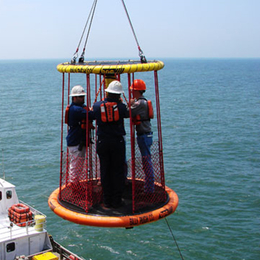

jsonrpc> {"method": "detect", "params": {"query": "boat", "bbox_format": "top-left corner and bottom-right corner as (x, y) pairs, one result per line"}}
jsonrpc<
(48, 0), (179, 228)
(0, 177), (84, 260)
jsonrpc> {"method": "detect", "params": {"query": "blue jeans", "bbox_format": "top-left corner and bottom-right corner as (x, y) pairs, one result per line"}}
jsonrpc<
(137, 133), (154, 193)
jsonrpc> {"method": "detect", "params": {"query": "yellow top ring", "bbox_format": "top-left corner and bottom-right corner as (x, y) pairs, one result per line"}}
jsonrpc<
(57, 60), (164, 74)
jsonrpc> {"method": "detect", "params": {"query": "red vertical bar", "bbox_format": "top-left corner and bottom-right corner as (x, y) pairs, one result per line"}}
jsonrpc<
(85, 74), (90, 156)
(93, 74), (97, 180)
(154, 71), (165, 189)
(94, 74), (99, 180)
(128, 73), (136, 213)
(85, 74), (92, 211)
(65, 74), (71, 188)
(59, 73), (65, 199)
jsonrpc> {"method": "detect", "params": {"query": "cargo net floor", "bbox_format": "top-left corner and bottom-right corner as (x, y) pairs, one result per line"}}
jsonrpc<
(59, 141), (168, 216)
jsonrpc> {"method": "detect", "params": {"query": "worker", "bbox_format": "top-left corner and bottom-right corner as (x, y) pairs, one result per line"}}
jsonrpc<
(66, 85), (88, 190)
(130, 79), (154, 193)
(90, 80), (129, 208)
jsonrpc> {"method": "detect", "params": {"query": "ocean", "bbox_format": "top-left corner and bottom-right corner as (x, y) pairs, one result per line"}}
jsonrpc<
(0, 58), (259, 260)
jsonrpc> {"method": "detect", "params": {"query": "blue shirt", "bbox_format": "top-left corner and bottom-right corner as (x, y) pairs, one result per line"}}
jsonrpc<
(66, 102), (87, 146)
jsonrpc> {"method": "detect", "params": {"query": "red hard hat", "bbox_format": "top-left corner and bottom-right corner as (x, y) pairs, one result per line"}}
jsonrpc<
(130, 79), (146, 91)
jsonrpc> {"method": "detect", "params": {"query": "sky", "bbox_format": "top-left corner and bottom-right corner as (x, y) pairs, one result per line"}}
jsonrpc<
(0, 0), (259, 60)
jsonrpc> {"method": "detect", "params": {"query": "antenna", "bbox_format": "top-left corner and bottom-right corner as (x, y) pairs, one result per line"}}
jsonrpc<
(1, 149), (5, 180)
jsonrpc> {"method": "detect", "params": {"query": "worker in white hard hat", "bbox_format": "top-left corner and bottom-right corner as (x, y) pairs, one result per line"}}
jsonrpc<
(89, 80), (129, 209)
(66, 85), (88, 189)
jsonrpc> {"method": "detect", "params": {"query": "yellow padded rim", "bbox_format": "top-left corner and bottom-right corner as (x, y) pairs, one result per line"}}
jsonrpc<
(57, 60), (164, 74)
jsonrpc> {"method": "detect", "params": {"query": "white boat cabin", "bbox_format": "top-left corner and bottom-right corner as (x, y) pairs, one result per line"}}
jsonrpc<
(0, 178), (52, 260)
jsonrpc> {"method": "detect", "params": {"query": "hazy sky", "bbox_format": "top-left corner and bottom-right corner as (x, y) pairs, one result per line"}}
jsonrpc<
(0, 0), (259, 60)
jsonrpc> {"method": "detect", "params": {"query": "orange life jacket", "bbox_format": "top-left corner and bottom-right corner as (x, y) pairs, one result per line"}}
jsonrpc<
(65, 105), (70, 125)
(147, 100), (154, 119)
(65, 105), (94, 130)
(100, 102), (119, 123)
(132, 99), (154, 125)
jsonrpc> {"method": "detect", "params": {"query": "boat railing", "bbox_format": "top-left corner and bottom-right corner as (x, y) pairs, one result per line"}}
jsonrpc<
(19, 200), (46, 220)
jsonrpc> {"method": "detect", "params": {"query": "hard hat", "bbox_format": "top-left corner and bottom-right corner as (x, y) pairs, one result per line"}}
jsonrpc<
(69, 85), (86, 97)
(130, 79), (146, 91)
(105, 80), (124, 94)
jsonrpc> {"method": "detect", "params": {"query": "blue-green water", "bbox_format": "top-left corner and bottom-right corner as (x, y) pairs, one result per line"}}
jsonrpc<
(0, 59), (259, 259)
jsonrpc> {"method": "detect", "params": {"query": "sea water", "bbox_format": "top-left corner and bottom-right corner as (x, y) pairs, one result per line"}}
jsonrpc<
(0, 58), (259, 260)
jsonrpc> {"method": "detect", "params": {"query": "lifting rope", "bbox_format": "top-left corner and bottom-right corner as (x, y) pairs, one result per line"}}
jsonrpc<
(71, 0), (98, 64)
(121, 0), (147, 63)
(71, 0), (147, 64)
(165, 218), (185, 260)
(93, 77), (105, 104)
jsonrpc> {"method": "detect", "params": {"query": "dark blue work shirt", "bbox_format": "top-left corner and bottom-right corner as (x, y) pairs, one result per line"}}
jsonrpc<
(89, 97), (129, 139)
(66, 102), (87, 146)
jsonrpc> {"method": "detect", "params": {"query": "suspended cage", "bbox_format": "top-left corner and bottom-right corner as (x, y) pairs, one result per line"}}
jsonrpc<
(48, 0), (178, 228)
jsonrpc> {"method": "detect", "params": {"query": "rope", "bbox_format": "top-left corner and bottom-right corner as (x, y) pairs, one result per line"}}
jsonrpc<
(71, 0), (98, 64)
(79, 0), (98, 63)
(93, 77), (130, 108)
(165, 218), (185, 260)
(93, 77), (105, 104)
(71, 0), (146, 63)
(122, 92), (129, 106)
(120, 0), (147, 63)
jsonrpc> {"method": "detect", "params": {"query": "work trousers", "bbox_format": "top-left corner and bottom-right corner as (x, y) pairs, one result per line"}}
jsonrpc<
(97, 136), (125, 207)
(68, 145), (86, 183)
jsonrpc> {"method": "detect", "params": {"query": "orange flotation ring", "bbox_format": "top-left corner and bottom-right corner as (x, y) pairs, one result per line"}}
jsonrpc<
(48, 185), (178, 228)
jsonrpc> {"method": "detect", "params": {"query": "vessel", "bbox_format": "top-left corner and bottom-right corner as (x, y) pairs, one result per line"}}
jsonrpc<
(48, 0), (179, 228)
(0, 178), (84, 260)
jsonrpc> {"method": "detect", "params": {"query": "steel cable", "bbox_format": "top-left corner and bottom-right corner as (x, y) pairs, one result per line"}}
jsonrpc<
(165, 218), (185, 260)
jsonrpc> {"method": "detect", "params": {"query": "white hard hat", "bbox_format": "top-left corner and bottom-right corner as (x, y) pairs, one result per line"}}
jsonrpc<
(105, 80), (124, 94)
(69, 85), (86, 97)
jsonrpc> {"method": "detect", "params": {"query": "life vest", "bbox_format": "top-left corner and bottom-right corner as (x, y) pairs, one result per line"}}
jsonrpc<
(65, 105), (94, 130)
(147, 100), (154, 119)
(81, 107), (95, 130)
(65, 105), (70, 125)
(8, 203), (33, 227)
(132, 98), (154, 125)
(100, 102), (119, 123)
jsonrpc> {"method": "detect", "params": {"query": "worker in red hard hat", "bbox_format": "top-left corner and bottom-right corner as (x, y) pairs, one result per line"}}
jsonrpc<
(130, 79), (154, 193)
